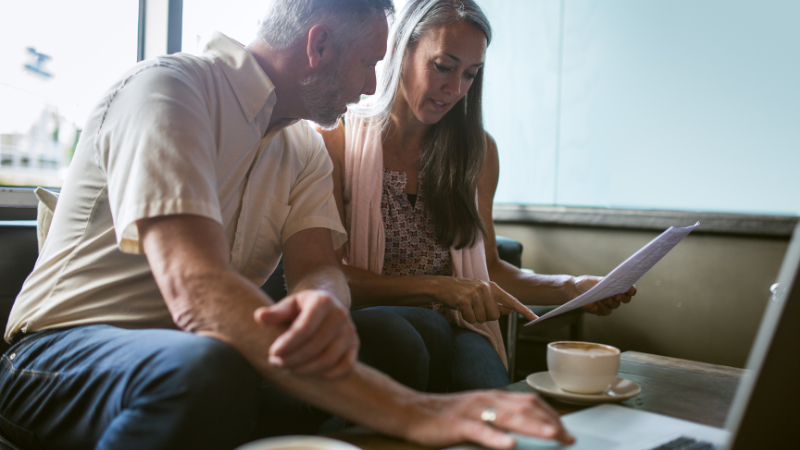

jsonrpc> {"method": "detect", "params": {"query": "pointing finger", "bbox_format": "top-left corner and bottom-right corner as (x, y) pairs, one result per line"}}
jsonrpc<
(494, 286), (536, 321)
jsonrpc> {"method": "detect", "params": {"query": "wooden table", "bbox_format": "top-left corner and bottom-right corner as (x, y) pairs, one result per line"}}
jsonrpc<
(330, 351), (744, 449)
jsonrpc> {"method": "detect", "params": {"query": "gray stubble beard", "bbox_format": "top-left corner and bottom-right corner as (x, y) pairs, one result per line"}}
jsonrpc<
(299, 58), (359, 130)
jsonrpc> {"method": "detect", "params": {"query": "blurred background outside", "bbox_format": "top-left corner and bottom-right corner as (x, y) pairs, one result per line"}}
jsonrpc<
(0, 0), (138, 187)
(2, 0), (797, 218)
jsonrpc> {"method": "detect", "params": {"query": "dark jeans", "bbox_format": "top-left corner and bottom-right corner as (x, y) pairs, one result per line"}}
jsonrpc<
(353, 306), (510, 393)
(0, 309), (508, 449)
(0, 325), (333, 450)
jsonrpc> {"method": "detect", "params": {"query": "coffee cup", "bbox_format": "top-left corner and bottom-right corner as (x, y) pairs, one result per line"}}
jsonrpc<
(547, 341), (620, 394)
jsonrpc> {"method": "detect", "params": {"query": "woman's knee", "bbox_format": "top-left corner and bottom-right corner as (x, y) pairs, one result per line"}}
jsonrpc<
(352, 308), (430, 390)
(381, 307), (455, 359)
(450, 329), (509, 391)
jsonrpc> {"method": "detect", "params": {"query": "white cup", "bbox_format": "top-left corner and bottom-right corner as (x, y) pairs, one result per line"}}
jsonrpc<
(547, 341), (621, 394)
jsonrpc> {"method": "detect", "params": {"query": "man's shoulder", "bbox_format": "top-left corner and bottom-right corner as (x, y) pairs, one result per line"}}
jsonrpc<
(283, 120), (325, 151)
(269, 121), (331, 172)
(116, 53), (216, 93)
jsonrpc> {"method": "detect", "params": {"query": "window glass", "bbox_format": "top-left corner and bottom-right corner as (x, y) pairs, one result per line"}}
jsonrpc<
(0, 0), (139, 188)
(182, 0), (269, 55)
(481, 0), (800, 215)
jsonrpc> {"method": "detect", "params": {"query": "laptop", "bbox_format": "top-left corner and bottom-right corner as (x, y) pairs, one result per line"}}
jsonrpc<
(453, 221), (800, 450)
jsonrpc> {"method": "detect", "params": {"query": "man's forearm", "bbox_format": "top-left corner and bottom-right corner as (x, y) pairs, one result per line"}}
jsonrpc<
(170, 266), (419, 436)
(272, 359), (421, 437)
(289, 263), (351, 309)
(164, 265), (283, 366)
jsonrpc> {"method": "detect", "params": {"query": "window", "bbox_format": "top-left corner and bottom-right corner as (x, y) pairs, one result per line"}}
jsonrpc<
(182, 0), (269, 55)
(7, 0), (794, 216)
(481, 0), (800, 215)
(0, 0), (139, 188)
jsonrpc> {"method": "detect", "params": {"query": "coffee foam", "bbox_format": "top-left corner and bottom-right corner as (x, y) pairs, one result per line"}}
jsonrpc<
(551, 342), (619, 356)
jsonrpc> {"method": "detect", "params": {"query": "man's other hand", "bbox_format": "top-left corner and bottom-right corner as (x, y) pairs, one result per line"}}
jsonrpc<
(254, 290), (358, 379)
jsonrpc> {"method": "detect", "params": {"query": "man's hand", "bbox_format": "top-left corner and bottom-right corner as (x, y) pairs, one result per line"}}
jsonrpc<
(404, 390), (574, 448)
(429, 276), (537, 324)
(575, 276), (637, 316)
(255, 289), (359, 379)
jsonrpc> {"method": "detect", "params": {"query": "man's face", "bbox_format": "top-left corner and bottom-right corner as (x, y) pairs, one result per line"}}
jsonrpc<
(300, 16), (389, 130)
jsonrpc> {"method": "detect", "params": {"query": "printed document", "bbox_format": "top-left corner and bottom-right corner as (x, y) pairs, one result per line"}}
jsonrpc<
(525, 222), (700, 326)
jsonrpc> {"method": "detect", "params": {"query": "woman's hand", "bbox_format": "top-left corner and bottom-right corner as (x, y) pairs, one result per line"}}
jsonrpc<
(427, 276), (537, 323)
(574, 276), (637, 316)
(403, 390), (574, 448)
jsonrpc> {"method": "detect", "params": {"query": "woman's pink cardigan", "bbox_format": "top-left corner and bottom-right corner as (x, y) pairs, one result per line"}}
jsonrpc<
(340, 114), (507, 367)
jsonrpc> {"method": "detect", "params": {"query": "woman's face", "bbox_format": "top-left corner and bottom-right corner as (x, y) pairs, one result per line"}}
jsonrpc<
(398, 21), (487, 125)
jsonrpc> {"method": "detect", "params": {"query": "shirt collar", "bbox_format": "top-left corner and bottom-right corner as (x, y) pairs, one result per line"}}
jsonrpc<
(203, 31), (276, 124)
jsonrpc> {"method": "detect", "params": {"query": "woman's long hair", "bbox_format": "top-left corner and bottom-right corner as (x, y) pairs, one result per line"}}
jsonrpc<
(349, 0), (492, 249)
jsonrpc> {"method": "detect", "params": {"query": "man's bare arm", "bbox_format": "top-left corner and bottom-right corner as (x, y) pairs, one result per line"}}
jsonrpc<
(257, 227), (357, 378)
(138, 214), (573, 448)
(138, 214), (284, 369)
(283, 226), (350, 306)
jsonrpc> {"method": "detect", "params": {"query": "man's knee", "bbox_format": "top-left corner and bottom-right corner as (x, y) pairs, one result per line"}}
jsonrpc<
(138, 333), (261, 404)
(97, 333), (262, 449)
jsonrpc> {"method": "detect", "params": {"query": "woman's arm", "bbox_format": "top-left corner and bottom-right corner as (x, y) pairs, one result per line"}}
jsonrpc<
(478, 133), (635, 314)
(316, 124), (535, 323)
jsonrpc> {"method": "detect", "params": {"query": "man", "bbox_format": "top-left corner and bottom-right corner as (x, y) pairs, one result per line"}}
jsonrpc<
(0, 1), (574, 449)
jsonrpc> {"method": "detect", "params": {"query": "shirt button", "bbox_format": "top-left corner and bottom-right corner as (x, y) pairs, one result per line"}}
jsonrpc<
(8, 353), (15, 360)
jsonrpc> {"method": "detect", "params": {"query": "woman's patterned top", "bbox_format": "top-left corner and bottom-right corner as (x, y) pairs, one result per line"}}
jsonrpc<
(381, 167), (455, 322)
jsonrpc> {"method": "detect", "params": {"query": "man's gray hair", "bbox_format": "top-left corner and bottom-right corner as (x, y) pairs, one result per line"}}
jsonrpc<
(258, 0), (395, 51)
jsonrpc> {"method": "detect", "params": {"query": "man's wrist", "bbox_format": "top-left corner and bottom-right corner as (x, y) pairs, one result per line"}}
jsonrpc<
(293, 288), (349, 309)
(390, 389), (431, 439)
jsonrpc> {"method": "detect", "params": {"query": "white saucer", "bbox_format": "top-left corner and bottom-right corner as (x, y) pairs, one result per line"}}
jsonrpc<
(526, 371), (641, 405)
(235, 436), (361, 450)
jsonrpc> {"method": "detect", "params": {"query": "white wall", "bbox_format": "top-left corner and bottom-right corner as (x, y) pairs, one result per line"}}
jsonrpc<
(480, 0), (800, 216)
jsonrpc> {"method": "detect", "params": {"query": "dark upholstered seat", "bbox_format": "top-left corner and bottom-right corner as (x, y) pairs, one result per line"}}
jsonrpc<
(0, 221), (38, 355)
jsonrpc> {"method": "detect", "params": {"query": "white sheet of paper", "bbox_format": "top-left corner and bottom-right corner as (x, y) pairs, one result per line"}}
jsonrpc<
(524, 222), (699, 326)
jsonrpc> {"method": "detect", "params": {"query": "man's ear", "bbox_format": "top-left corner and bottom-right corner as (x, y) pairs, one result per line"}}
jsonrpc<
(307, 24), (336, 69)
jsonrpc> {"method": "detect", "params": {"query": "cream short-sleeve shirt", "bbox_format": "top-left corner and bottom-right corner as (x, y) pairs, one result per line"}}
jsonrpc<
(5, 33), (346, 342)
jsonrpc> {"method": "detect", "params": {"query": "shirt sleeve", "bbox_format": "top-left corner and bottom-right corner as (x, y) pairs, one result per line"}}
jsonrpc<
(96, 61), (222, 254)
(281, 124), (347, 249)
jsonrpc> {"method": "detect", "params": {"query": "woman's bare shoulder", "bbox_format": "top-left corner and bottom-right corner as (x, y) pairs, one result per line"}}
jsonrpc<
(482, 130), (499, 179)
(484, 131), (498, 160)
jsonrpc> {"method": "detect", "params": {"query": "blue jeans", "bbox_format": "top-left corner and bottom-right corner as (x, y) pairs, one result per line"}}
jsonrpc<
(0, 325), (332, 450)
(0, 311), (507, 449)
(353, 306), (509, 392)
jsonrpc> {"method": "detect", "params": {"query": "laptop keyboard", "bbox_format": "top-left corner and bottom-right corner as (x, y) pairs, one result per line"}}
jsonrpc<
(650, 436), (717, 450)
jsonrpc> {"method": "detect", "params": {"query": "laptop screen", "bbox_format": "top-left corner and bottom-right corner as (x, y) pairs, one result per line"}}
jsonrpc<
(725, 222), (800, 449)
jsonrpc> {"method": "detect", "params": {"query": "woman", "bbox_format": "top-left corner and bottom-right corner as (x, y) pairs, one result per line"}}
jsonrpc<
(319, 0), (635, 391)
